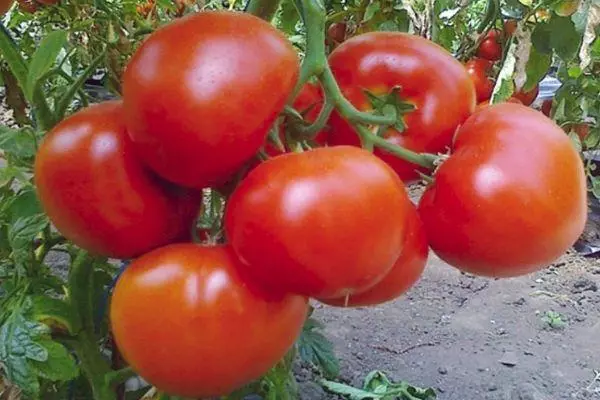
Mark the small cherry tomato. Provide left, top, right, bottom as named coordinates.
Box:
left=465, top=58, right=495, bottom=102
left=512, top=85, right=539, bottom=106
left=476, top=30, right=502, bottom=61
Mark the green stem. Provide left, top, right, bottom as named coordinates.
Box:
left=356, top=125, right=437, bottom=169
left=68, top=251, right=115, bottom=400
left=296, top=91, right=334, bottom=139
left=105, top=366, right=136, bottom=388
left=245, top=0, right=282, bottom=21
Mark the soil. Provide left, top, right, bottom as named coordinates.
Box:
left=3, top=98, right=600, bottom=400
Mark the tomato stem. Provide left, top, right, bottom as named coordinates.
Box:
left=245, top=0, right=282, bottom=21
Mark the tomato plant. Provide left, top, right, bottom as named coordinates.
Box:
left=418, top=103, right=587, bottom=277
left=327, top=32, right=476, bottom=182
left=123, top=10, right=300, bottom=188
left=110, top=243, right=308, bottom=398
left=319, top=201, right=428, bottom=307
left=34, top=101, right=201, bottom=259
left=225, top=146, right=411, bottom=298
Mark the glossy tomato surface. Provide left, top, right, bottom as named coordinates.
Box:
left=465, top=58, right=494, bottom=103
left=319, top=202, right=428, bottom=307
left=476, top=30, right=502, bottom=61
left=123, top=10, right=299, bottom=188
left=225, top=146, right=412, bottom=298
left=110, top=244, right=308, bottom=398
left=327, top=32, right=476, bottom=183
left=418, top=103, right=587, bottom=277
left=34, top=101, right=200, bottom=259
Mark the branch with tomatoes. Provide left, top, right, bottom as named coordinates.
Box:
left=0, top=0, right=597, bottom=399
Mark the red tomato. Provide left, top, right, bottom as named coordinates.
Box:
left=465, top=58, right=494, bottom=102
left=418, top=103, right=587, bottom=277
left=123, top=11, right=299, bottom=188
left=110, top=244, right=308, bottom=398
left=512, top=85, right=539, bottom=106
left=476, top=30, right=502, bottom=61
left=541, top=99, right=553, bottom=117
left=225, top=146, right=412, bottom=298
left=34, top=101, right=201, bottom=259
left=327, top=22, right=347, bottom=44
left=327, top=32, right=476, bottom=183
left=319, top=202, right=428, bottom=307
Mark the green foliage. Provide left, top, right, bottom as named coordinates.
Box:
left=296, top=308, right=340, bottom=379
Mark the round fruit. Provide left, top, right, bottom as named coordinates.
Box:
left=541, top=99, right=553, bottom=117
left=34, top=101, right=201, bottom=259
left=123, top=10, right=299, bottom=188
left=554, top=0, right=580, bottom=16
left=319, top=202, right=428, bottom=307
left=225, top=146, right=412, bottom=298
left=476, top=30, right=502, bottom=61
left=328, top=32, right=476, bottom=183
left=327, top=22, right=347, bottom=44
left=418, top=103, right=587, bottom=277
left=512, top=85, right=539, bottom=106
left=1, top=0, right=13, bottom=14
left=465, top=58, right=495, bottom=102
left=110, top=244, right=308, bottom=398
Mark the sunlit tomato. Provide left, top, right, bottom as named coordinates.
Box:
left=225, top=146, right=412, bottom=298
left=34, top=101, right=201, bottom=259
left=476, top=30, right=502, bottom=61
left=123, top=11, right=299, bottom=188
left=319, top=202, right=428, bottom=307
left=327, top=22, right=347, bottom=44
left=512, top=85, right=539, bottom=106
left=418, top=103, right=587, bottom=277
left=110, top=244, right=308, bottom=398
left=465, top=58, right=494, bottom=102
left=327, top=32, right=476, bottom=183
left=1, top=0, right=14, bottom=14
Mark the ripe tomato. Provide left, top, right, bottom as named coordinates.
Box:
left=327, top=22, right=347, bottom=44
left=34, top=101, right=201, bottom=259
left=327, top=32, right=476, bottom=183
left=541, top=99, right=553, bottom=117
left=123, top=11, right=299, bottom=188
left=512, top=85, right=539, bottom=106
left=110, top=244, right=308, bottom=398
left=225, top=146, right=412, bottom=298
left=476, top=30, right=502, bottom=61
left=1, top=0, right=13, bottom=15
left=418, top=103, right=587, bottom=277
left=465, top=58, right=494, bottom=102
left=319, top=202, right=428, bottom=307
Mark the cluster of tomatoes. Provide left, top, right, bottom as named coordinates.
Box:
left=33, top=9, right=587, bottom=398
left=465, top=21, right=539, bottom=109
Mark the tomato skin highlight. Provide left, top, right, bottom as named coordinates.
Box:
left=418, top=103, right=587, bottom=277
left=34, top=101, right=200, bottom=259
left=110, top=244, right=308, bottom=398
left=225, top=146, right=412, bottom=298
left=123, top=11, right=299, bottom=188
left=476, top=30, right=502, bottom=61
left=319, top=202, right=428, bottom=307
left=327, top=32, right=476, bottom=183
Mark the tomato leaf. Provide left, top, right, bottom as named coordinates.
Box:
left=531, top=22, right=553, bottom=54
left=363, top=2, right=381, bottom=22
left=296, top=313, right=340, bottom=379
left=548, top=16, right=582, bottom=61
left=30, top=295, right=81, bottom=335
left=25, top=31, right=68, bottom=102
left=491, top=42, right=517, bottom=103
left=8, top=213, right=49, bottom=271
left=275, top=0, right=301, bottom=35
left=320, top=379, right=378, bottom=399
left=0, top=126, right=37, bottom=160
left=523, top=46, right=553, bottom=92
left=28, top=338, right=79, bottom=382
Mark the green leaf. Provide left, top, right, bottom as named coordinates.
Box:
left=531, top=22, right=553, bottom=54
left=0, top=126, right=37, bottom=159
left=523, top=46, right=552, bottom=92
left=275, top=0, right=300, bottom=35
left=549, top=16, right=583, bottom=61
left=0, top=25, right=29, bottom=101
left=9, top=214, right=49, bottom=251
left=491, top=46, right=516, bottom=103
left=297, top=316, right=340, bottom=378
left=320, top=379, right=379, bottom=400
left=363, top=1, right=380, bottom=22
left=25, top=31, right=68, bottom=101
left=30, top=295, right=81, bottom=334
left=7, top=188, right=42, bottom=224
left=29, top=339, right=79, bottom=381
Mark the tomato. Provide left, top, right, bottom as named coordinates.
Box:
left=327, top=32, right=476, bottom=183
left=554, top=0, right=580, bottom=16
left=564, top=123, right=590, bottom=142
left=319, top=202, right=428, bottom=307
left=110, top=244, right=308, bottom=398
left=123, top=11, right=299, bottom=189
left=418, top=103, right=587, bottom=277
left=1, top=0, right=13, bottom=15
left=541, top=99, right=553, bottom=117
left=476, top=30, right=502, bottom=61
left=327, top=22, right=347, bottom=44
left=34, top=101, right=201, bottom=259
left=225, top=146, right=412, bottom=298
left=476, top=97, right=522, bottom=111
left=465, top=58, right=494, bottom=102
left=503, top=19, right=517, bottom=38
left=512, top=85, right=539, bottom=106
